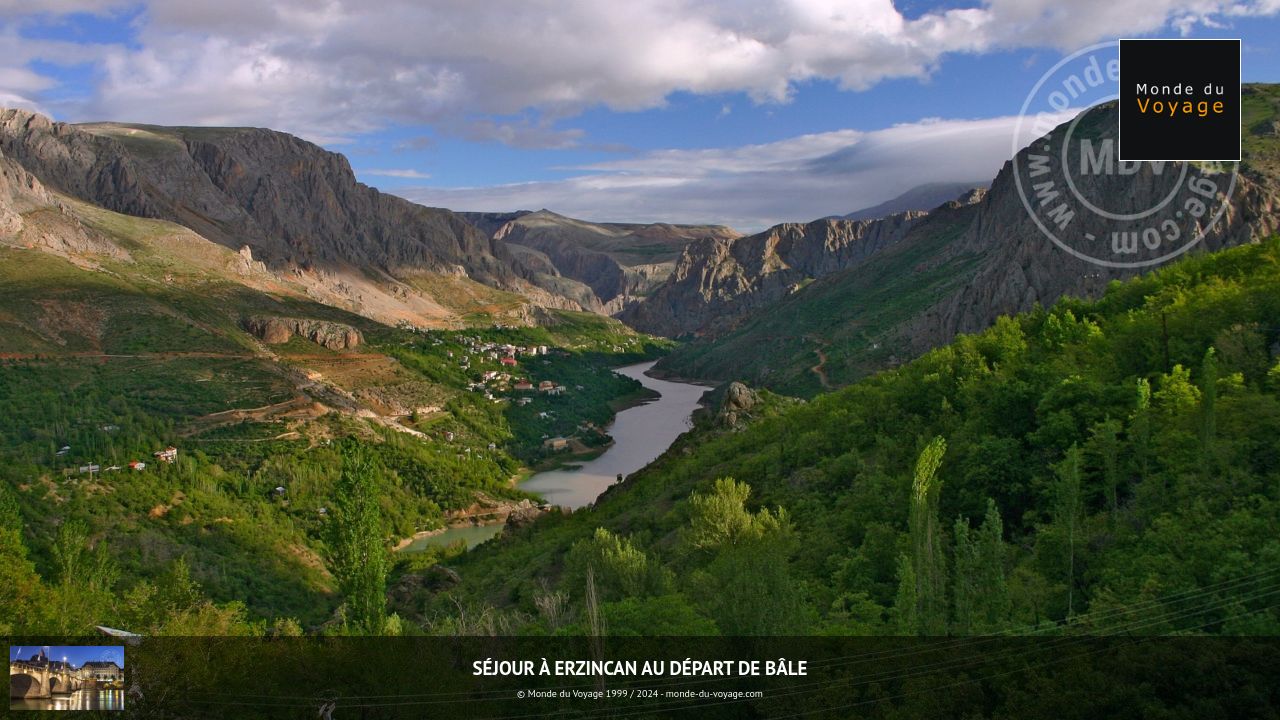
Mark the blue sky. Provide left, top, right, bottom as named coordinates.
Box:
left=2, top=1, right=1279, bottom=229
left=10, top=645, right=124, bottom=668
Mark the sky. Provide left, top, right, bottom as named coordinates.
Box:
left=10, top=645, right=125, bottom=668
left=2, top=1, right=1280, bottom=231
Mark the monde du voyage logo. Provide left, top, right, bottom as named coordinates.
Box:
left=1013, top=39, right=1241, bottom=268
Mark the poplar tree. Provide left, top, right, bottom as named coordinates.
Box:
left=952, top=499, right=1009, bottom=633
left=1053, top=445, right=1084, bottom=617
left=329, top=450, right=389, bottom=634
left=909, top=436, right=947, bottom=635
left=1199, top=346, right=1218, bottom=476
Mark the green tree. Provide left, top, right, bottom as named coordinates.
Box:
left=328, top=450, right=389, bottom=634
left=908, top=436, right=948, bottom=635
left=683, top=477, right=788, bottom=550
left=952, top=499, right=1010, bottom=634
left=894, top=553, right=917, bottom=635
left=1052, top=445, right=1085, bottom=617
left=1199, top=346, right=1218, bottom=476
left=682, top=479, right=802, bottom=634
left=50, top=519, right=117, bottom=635
left=565, top=528, right=667, bottom=601
left=1088, top=419, right=1123, bottom=523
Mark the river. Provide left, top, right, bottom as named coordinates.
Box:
left=10, top=689, right=126, bottom=711
left=401, top=361, right=708, bottom=552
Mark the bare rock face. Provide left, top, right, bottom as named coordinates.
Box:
left=717, top=381, right=759, bottom=428
left=0, top=108, right=522, bottom=290
left=243, top=316, right=363, bottom=350
left=478, top=209, right=741, bottom=310
left=620, top=211, right=926, bottom=338
left=0, top=146, right=123, bottom=258
left=504, top=504, right=545, bottom=532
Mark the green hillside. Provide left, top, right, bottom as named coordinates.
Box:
left=657, top=213, right=980, bottom=396
left=422, top=237, right=1280, bottom=637
left=0, top=200, right=669, bottom=633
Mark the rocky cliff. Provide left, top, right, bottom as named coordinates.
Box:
left=652, top=87, right=1280, bottom=395
left=0, top=146, right=122, bottom=259
left=243, top=316, right=364, bottom=350
left=620, top=209, right=931, bottom=338
left=465, top=209, right=740, bottom=312
left=0, top=109, right=521, bottom=288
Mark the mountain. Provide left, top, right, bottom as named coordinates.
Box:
left=838, top=181, right=987, bottom=221
left=0, top=109, right=593, bottom=327
left=617, top=206, right=943, bottom=338
left=649, top=85, right=1280, bottom=395
left=463, top=209, right=741, bottom=313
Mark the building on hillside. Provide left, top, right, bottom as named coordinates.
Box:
left=500, top=357, right=517, bottom=367
left=128, top=461, right=146, bottom=471
left=543, top=437, right=569, bottom=452
left=154, top=447, right=178, bottom=463
left=514, top=380, right=533, bottom=391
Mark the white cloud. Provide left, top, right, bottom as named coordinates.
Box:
left=358, top=168, right=431, bottom=179
left=396, top=111, right=1075, bottom=231
left=2, top=0, right=1274, bottom=143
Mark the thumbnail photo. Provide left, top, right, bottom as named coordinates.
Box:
left=9, top=646, right=125, bottom=712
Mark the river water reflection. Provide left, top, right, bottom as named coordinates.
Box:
left=10, top=689, right=125, bottom=711
left=404, top=361, right=707, bottom=552
left=520, top=361, right=708, bottom=509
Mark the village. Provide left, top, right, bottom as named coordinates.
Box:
left=388, top=326, right=626, bottom=462
left=59, top=444, right=179, bottom=480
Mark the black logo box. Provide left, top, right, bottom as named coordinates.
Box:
left=1119, top=38, right=1241, bottom=162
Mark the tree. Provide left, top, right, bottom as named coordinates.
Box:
left=1088, top=419, right=1123, bottom=523
left=894, top=553, right=917, bottom=635
left=328, top=450, right=389, bottom=634
left=1052, top=445, right=1085, bottom=617
left=565, top=528, right=667, bottom=601
left=952, top=499, right=1010, bottom=634
left=683, top=477, right=787, bottom=551
left=682, top=478, right=802, bottom=634
left=50, top=519, right=117, bottom=635
left=909, top=436, right=948, bottom=635
left=1199, top=346, right=1218, bottom=476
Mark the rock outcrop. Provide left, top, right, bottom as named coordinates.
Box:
left=471, top=209, right=741, bottom=311
left=244, top=316, right=363, bottom=350
left=620, top=210, right=928, bottom=338
left=0, top=146, right=123, bottom=258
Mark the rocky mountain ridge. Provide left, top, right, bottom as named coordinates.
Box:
left=0, top=109, right=601, bottom=328
left=619, top=205, right=941, bottom=338
left=651, top=88, right=1280, bottom=394
left=465, top=209, right=741, bottom=314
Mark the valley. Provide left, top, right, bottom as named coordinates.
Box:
left=1, top=87, right=1278, bottom=645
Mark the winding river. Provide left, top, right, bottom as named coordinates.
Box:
left=400, top=361, right=708, bottom=552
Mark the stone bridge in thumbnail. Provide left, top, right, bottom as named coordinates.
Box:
left=9, top=657, right=89, bottom=699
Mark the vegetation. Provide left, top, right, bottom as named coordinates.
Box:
left=0, top=233, right=669, bottom=632
left=429, top=236, right=1280, bottom=637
